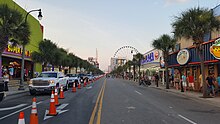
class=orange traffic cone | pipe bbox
[18,112,25,124]
[59,86,65,99]
[78,83,81,89]
[72,82,76,92]
[30,97,38,124]
[54,88,60,106]
[83,81,87,87]
[47,90,57,116]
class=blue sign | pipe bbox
[141,52,154,64]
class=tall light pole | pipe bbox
[18,9,43,90]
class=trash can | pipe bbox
[0,77,5,102]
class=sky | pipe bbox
[13,0,220,71]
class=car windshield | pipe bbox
[38,73,57,78]
[66,74,77,77]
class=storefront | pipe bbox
[141,49,165,84]
[2,44,34,80]
[168,38,220,91]
[0,0,43,81]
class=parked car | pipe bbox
[29,71,69,95]
[66,74,79,87]
[86,74,94,81]
[0,78,5,102]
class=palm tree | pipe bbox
[133,53,144,83]
[0,4,30,77]
[172,7,220,97]
[127,60,133,80]
[31,39,58,71]
[152,34,176,89]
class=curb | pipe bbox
[6,90,29,97]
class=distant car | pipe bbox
[86,74,94,81]
[66,74,79,87]
[29,71,69,95]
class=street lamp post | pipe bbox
[18,9,42,90]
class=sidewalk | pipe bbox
[5,82,29,96]
[150,82,220,108]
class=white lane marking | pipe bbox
[126,106,136,110]
[86,86,92,89]
[168,106,173,109]
[178,114,197,124]
[56,103,68,110]
[0,101,42,120]
[135,90,142,95]
[0,104,27,111]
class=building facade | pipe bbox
[141,49,165,83]
[0,0,43,80]
[168,5,220,90]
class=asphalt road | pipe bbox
[0,77,220,124]
[102,78,220,124]
[0,78,104,124]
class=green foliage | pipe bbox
[152,34,176,53]
[0,4,30,53]
[172,7,220,43]
[31,38,103,74]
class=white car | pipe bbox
[66,74,80,87]
[29,71,69,95]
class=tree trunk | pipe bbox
[133,65,136,81]
[19,44,25,90]
[164,52,169,89]
[129,67,131,80]
[69,67,71,73]
[197,46,208,97]
[138,65,141,84]
[0,53,2,78]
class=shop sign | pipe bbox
[4,44,32,57]
[144,52,154,63]
[160,57,165,68]
[176,49,190,65]
[210,38,220,59]
[154,50,159,60]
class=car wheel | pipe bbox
[64,82,69,91]
[30,90,36,96]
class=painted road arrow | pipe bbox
[44,103,69,120]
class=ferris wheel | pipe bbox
[113,46,139,63]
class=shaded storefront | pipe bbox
[2,44,34,80]
[168,38,220,91]
[141,49,165,83]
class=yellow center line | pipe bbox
[96,79,106,124]
[89,79,106,124]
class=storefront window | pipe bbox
[186,67,190,76]
[208,65,214,75]
[192,67,197,81]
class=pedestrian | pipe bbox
[199,74,203,92]
[151,75,155,84]
[181,73,187,92]
[3,71,9,91]
[174,73,180,90]
[206,73,215,97]
[217,73,220,95]
[187,73,194,91]
[155,73,159,87]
